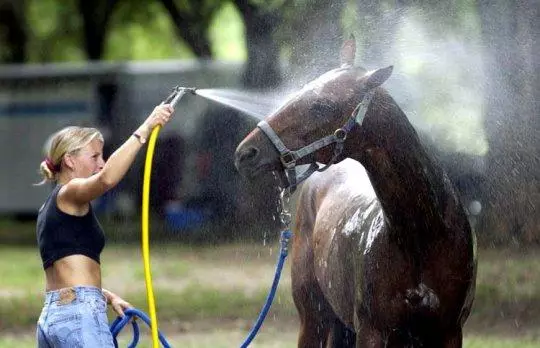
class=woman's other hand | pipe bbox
[103,288,133,317]
[110,295,133,317]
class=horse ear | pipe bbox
[340,34,356,67]
[365,65,393,89]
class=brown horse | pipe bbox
[234,38,477,347]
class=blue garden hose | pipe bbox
[110,308,172,348]
[239,229,292,348]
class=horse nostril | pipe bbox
[238,146,259,165]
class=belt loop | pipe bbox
[45,291,54,306]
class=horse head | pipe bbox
[234,37,394,190]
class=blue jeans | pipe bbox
[36,286,114,348]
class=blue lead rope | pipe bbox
[110,229,292,348]
[240,229,292,348]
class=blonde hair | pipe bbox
[37,126,104,185]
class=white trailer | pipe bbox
[0,60,243,216]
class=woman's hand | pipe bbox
[103,289,132,317]
[134,104,174,142]
[142,104,174,132]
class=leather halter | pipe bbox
[257,89,376,192]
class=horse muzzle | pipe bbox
[234,145,261,179]
[234,131,282,180]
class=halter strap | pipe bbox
[257,89,376,192]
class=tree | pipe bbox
[233,0,283,88]
[0,0,27,63]
[157,0,220,58]
[77,0,120,60]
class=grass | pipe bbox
[1,332,539,348]
[465,336,540,348]
[0,241,539,346]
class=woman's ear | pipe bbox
[63,154,75,171]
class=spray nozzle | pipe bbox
[176,87,197,95]
[162,86,197,108]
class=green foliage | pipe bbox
[104,1,195,60]
[23,0,246,62]
[208,2,246,61]
[26,0,85,62]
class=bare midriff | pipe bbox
[44,255,101,291]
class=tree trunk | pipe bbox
[158,0,213,58]
[0,0,27,63]
[235,1,282,89]
[478,0,540,245]
[78,0,119,60]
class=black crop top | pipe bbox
[36,185,105,269]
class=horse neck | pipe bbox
[348,92,463,240]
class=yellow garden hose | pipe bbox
[140,87,195,347]
[141,124,162,348]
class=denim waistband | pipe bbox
[44,286,104,305]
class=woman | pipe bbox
[35,103,174,347]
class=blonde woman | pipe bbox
[35,103,174,347]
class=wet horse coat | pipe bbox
[234,40,476,347]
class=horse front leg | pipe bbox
[296,315,331,348]
[327,318,356,348]
[293,276,335,348]
[292,246,335,347]
[443,329,463,348]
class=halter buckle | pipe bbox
[280,152,297,168]
[334,128,347,141]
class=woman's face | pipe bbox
[69,138,105,178]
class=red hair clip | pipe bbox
[45,158,60,173]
